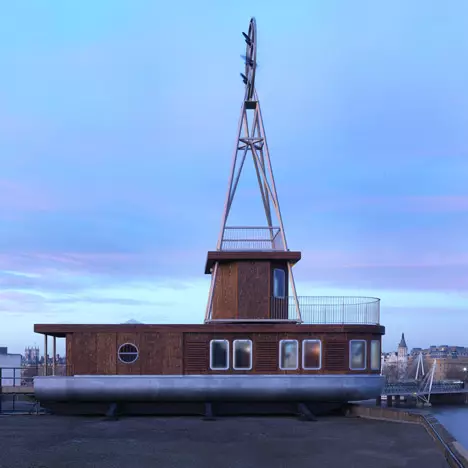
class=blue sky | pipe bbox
[0,1,467,354]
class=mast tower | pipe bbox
[204,18,302,322]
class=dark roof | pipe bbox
[205,250,301,274]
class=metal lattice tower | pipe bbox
[205,18,301,322]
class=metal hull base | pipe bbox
[40,400,349,417]
[34,374,384,403]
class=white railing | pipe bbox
[205,296,381,325]
[271,296,381,325]
[220,226,284,251]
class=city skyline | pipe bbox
[1,1,467,353]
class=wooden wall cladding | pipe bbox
[160,333,183,374]
[96,333,117,374]
[72,333,97,374]
[67,329,382,376]
[237,261,270,319]
[212,263,238,320]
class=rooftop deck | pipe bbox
[205,296,381,325]
[0,414,447,468]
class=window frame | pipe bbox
[370,340,381,371]
[233,339,253,371]
[209,339,230,371]
[279,339,299,370]
[117,343,139,364]
[349,339,367,371]
[302,339,322,370]
[273,268,286,298]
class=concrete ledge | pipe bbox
[349,404,468,468]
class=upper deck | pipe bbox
[206,296,381,326]
[219,227,286,251]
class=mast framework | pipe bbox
[205,18,301,322]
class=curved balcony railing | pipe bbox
[272,296,380,325]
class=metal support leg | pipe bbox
[105,403,119,420]
[297,403,317,421]
[203,402,216,421]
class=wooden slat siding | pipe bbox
[238,261,270,319]
[184,334,209,374]
[72,333,98,375]
[34,323,386,337]
[254,334,278,373]
[96,333,117,375]
[116,333,141,375]
[66,333,73,376]
[212,263,238,320]
[140,333,162,374]
[324,341,347,371]
[161,332,183,374]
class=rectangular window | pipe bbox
[371,340,381,371]
[279,340,298,370]
[273,268,286,298]
[302,339,321,370]
[349,340,367,370]
[210,340,229,370]
[233,340,253,370]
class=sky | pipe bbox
[0,1,467,354]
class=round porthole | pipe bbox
[118,343,139,364]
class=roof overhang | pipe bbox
[205,250,302,274]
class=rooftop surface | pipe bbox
[0,415,448,468]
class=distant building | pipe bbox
[0,347,22,386]
[24,346,40,364]
[408,344,468,381]
[382,333,409,382]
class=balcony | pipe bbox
[220,227,284,251]
[205,296,381,325]
[272,296,380,325]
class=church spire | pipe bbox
[398,333,407,349]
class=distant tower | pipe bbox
[398,333,408,360]
[397,333,408,379]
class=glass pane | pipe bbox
[303,340,321,369]
[371,340,380,370]
[350,341,366,369]
[234,340,252,369]
[273,269,286,298]
[211,341,228,369]
[280,341,297,369]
